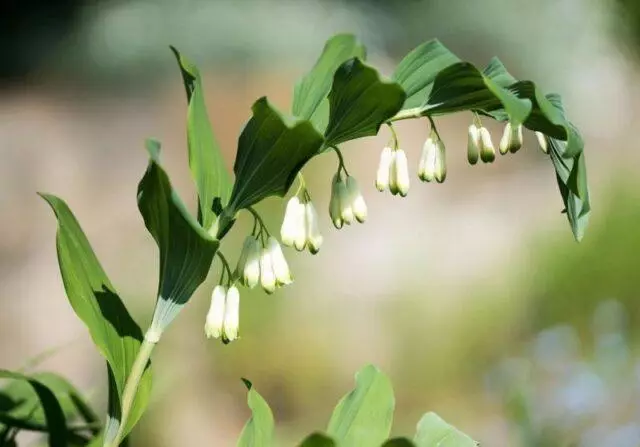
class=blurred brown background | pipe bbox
[1,0,639,446]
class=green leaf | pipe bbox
[0,370,67,447]
[40,194,152,441]
[292,34,366,130]
[382,438,416,447]
[237,379,274,447]
[227,98,324,212]
[413,413,477,447]
[392,39,461,110]
[325,58,406,146]
[482,57,518,88]
[137,139,220,333]
[298,433,336,447]
[171,46,232,229]
[424,62,532,125]
[327,365,395,447]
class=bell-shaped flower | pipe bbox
[259,246,277,294]
[479,127,496,163]
[390,149,410,197]
[237,235,260,289]
[267,236,292,285]
[434,140,447,183]
[376,146,393,192]
[418,136,437,182]
[281,197,302,247]
[536,131,549,154]
[499,122,523,154]
[292,200,307,251]
[345,176,367,223]
[204,285,226,339]
[221,286,240,343]
[304,201,323,253]
[329,174,346,228]
[467,124,480,165]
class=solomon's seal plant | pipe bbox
[0,33,589,446]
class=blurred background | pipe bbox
[1,0,639,445]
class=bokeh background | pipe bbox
[1,0,639,445]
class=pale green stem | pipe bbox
[106,335,156,447]
[387,107,424,122]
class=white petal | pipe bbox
[243,238,261,289]
[345,176,367,223]
[292,200,307,251]
[536,131,549,153]
[479,127,496,163]
[499,122,512,155]
[222,286,240,343]
[376,146,393,192]
[329,174,344,229]
[304,202,323,254]
[259,248,276,294]
[337,180,354,224]
[389,151,399,195]
[268,236,292,285]
[394,149,410,196]
[204,285,226,339]
[467,124,480,165]
[280,197,300,247]
[419,137,437,182]
[434,140,447,184]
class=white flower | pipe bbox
[238,236,260,289]
[329,174,346,229]
[479,127,496,163]
[345,176,367,223]
[376,146,393,192]
[418,136,437,182]
[499,122,523,154]
[467,124,480,165]
[221,285,240,343]
[292,200,307,251]
[267,236,292,285]
[259,246,276,294]
[304,202,323,253]
[280,197,301,247]
[536,131,549,153]
[434,140,446,184]
[390,149,410,197]
[204,285,226,339]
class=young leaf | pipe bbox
[0,370,67,447]
[237,379,274,447]
[40,194,152,440]
[171,46,232,229]
[324,59,406,147]
[326,365,395,447]
[382,438,416,447]
[137,139,220,334]
[227,98,324,213]
[292,34,366,128]
[413,413,478,447]
[298,433,336,447]
[424,62,532,125]
[392,39,461,110]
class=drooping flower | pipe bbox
[237,235,260,289]
[418,136,437,182]
[499,122,523,154]
[434,140,446,183]
[304,201,323,253]
[376,146,393,192]
[535,131,549,154]
[267,236,292,285]
[479,126,496,163]
[259,246,276,294]
[467,124,481,165]
[204,285,226,339]
[221,285,240,343]
[329,173,345,229]
[280,196,302,247]
[345,176,367,223]
[390,149,410,197]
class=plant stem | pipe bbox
[107,336,156,447]
[387,107,424,122]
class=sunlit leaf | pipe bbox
[237,379,274,447]
[413,413,477,447]
[327,365,394,446]
[298,433,336,447]
[171,46,232,229]
[137,139,220,334]
[40,194,152,441]
[324,58,405,146]
[392,39,460,110]
[227,98,324,213]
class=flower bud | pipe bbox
[499,122,523,154]
[391,149,410,197]
[346,176,367,223]
[304,202,323,254]
[259,247,277,294]
[280,197,301,247]
[434,140,447,183]
[267,237,292,285]
[536,131,549,154]
[418,137,435,182]
[221,286,240,343]
[479,127,496,163]
[467,124,480,165]
[204,285,226,339]
[240,236,260,289]
[376,146,393,192]
[329,173,344,229]
[292,200,307,251]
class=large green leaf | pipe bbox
[0,371,67,447]
[326,365,395,447]
[171,47,232,229]
[292,34,366,129]
[392,39,460,110]
[413,413,477,447]
[40,194,152,441]
[298,433,336,447]
[482,57,518,88]
[237,379,274,447]
[424,62,532,125]
[137,139,220,334]
[324,58,405,147]
[227,98,324,213]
